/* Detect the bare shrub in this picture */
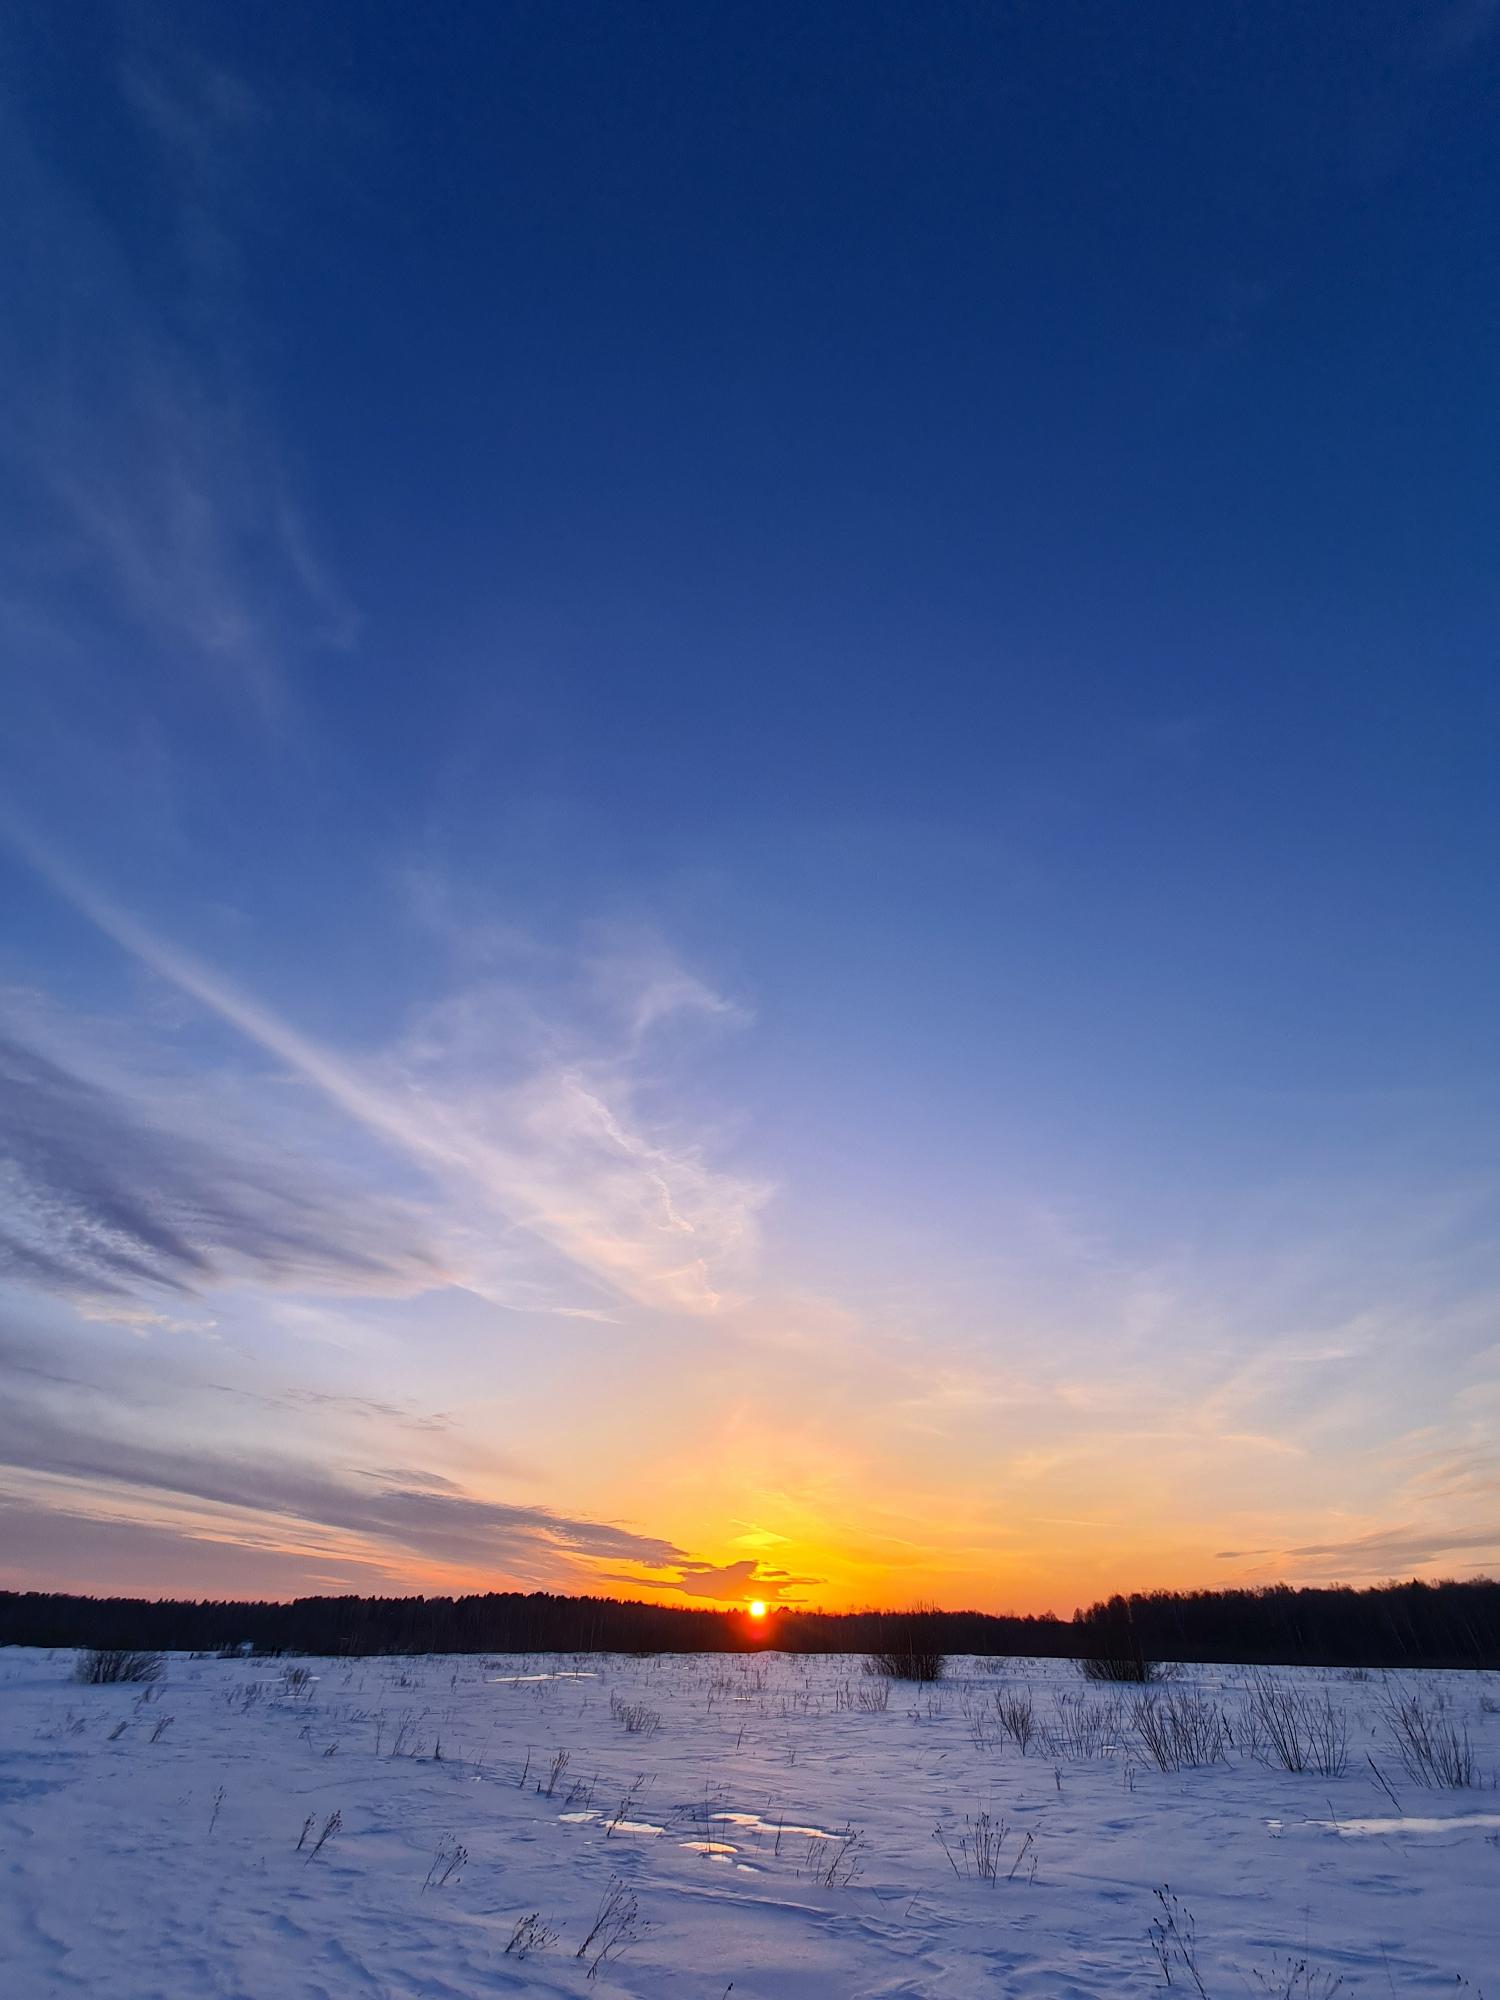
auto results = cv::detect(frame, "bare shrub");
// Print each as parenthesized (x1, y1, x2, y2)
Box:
(539, 1749, 571, 1796)
(1245, 1678, 1349, 1778)
(969, 1809, 1006, 1882)
(865, 1606, 946, 1683)
(1078, 1646, 1156, 1684)
(605, 1775, 652, 1834)
(74, 1648, 163, 1685)
(994, 1690, 1037, 1753)
(1149, 1886, 1209, 1996)
(1386, 1693, 1476, 1788)
(1075, 1601, 1156, 1683)
(564, 1770, 598, 1809)
(807, 1827, 862, 1886)
(577, 1876, 641, 1979)
(505, 1911, 558, 1959)
(1133, 1692, 1227, 1772)
(306, 1809, 343, 1860)
(933, 1810, 1014, 1883)
(423, 1837, 468, 1889)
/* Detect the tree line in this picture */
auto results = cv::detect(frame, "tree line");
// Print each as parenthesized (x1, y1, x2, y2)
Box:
(1, 1576, 1494, 1668)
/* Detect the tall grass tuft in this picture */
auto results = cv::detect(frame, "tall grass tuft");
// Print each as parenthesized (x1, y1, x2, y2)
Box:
(1244, 1677, 1348, 1777)
(608, 1693, 662, 1736)
(1133, 1691, 1227, 1771)
(1385, 1693, 1477, 1788)
(1046, 1691, 1123, 1759)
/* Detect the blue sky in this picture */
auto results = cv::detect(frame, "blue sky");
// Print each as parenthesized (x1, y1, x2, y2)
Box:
(2, 1, 1498, 1610)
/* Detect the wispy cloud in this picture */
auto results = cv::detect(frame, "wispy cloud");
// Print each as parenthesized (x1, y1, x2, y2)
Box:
(0, 1023, 439, 1303)
(204, 1382, 456, 1437)
(8, 831, 766, 1316)
(584, 933, 751, 1047)
(0, 46, 355, 722)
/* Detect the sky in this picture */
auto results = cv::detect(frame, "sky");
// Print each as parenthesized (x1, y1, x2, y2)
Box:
(2, 2, 1498, 1617)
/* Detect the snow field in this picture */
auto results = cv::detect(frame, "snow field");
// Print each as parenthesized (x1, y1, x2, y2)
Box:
(1, 1648, 1496, 1997)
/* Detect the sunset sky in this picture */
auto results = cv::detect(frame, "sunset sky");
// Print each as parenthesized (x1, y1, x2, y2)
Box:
(3, 3, 1499, 1615)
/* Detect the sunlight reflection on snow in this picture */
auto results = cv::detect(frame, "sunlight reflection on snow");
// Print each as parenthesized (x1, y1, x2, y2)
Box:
(1268, 1813, 1500, 1838)
(490, 1671, 598, 1683)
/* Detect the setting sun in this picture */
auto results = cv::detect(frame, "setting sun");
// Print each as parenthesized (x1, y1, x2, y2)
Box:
(748, 1600, 767, 1619)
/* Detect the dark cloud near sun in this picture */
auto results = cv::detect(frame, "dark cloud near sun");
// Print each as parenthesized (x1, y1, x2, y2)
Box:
(0, 1027, 441, 1302)
(598, 1556, 823, 1605)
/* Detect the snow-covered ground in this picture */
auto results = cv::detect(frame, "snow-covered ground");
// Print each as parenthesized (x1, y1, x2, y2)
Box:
(2, 1647, 1495, 1997)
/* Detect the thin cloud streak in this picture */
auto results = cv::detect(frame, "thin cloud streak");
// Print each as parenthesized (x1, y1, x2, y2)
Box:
(0, 1382, 688, 1585)
(0, 46, 357, 722)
